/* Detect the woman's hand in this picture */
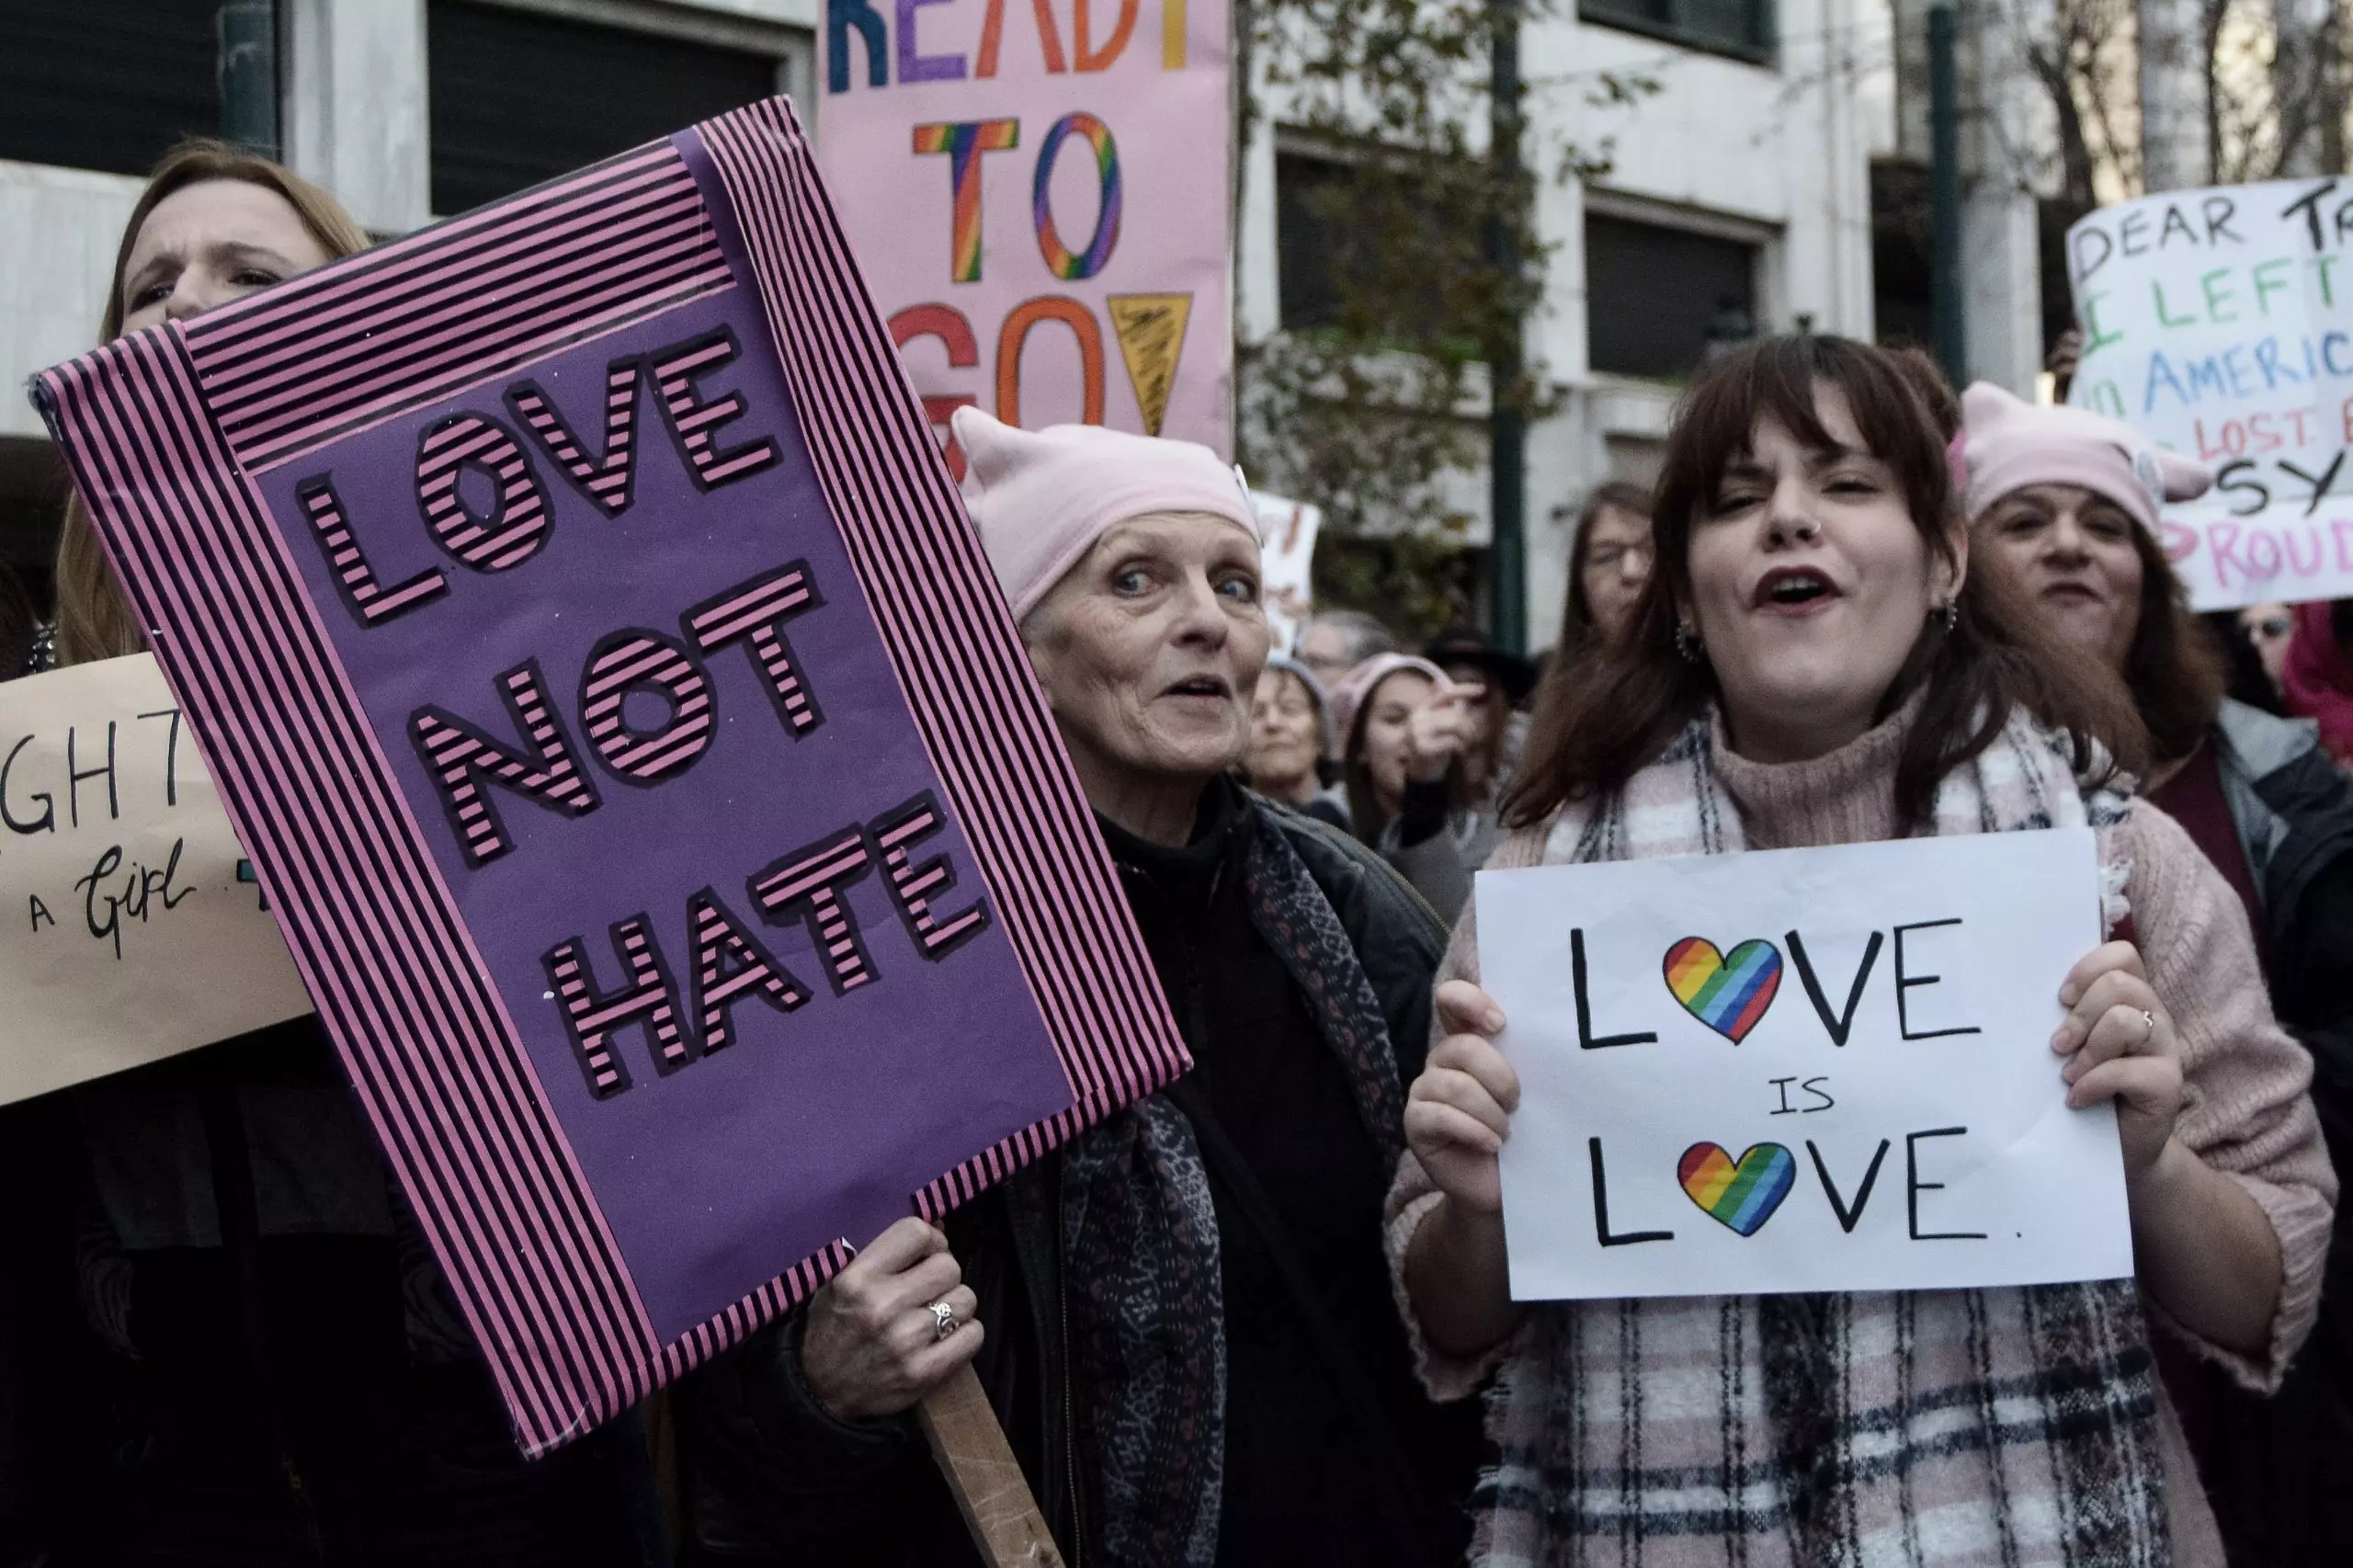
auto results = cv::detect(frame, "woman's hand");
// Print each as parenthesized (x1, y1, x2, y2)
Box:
(800, 1217, 983, 1422)
(1404, 677, 1485, 785)
(2052, 940, 2185, 1178)
(1405, 980, 1520, 1213)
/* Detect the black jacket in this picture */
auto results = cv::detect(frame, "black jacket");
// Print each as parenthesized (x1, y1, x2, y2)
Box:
(0, 1022, 664, 1568)
(2178, 703, 2353, 1567)
(679, 790, 1479, 1566)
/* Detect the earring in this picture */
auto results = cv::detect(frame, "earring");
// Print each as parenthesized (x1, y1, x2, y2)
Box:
(1935, 600, 1960, 633)
(1674, 622, 1705, 664)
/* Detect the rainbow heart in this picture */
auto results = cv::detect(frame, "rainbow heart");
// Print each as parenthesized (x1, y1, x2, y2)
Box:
(1678, 1142, 1797, 1236)
(1663, 937, 1782, 1042)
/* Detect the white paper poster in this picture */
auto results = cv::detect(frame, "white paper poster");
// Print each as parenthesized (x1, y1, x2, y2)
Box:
(1252, 492, 1321, 653)
(2066, 179, 2353, 608)
(1479, 829, 2133, 1301)
(0, 654, 311, 1105)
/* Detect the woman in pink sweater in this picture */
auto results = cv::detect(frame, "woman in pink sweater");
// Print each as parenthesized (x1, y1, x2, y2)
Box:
(1391, 335, 2334, 1567)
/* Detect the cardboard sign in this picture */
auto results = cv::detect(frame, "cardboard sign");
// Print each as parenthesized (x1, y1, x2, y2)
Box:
(1251, 492, 1321, 653)
(1479, 830, 2133, 1301)
(29, 100, 1188, 1456)
(0, 653, 311, 1105)
(2067, 179, 2353, 608)
(818, 0, 1233, 470)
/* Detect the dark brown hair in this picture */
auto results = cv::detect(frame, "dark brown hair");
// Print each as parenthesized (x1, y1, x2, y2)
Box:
(2119, 525, 2228, 762)
(56, 140, 369, 666)
(1887, 346, 1961, 440)
(1506, 335, 2145, 832)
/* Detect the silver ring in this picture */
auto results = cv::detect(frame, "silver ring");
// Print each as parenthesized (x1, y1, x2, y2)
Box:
(928, 1300, 959, 1342)
(2138, 1008, 2156, 1046)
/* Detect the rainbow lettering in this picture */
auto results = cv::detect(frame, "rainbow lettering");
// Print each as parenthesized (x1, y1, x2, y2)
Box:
(914, 119, 1021, 284)
(1032, 112, 1122, 281)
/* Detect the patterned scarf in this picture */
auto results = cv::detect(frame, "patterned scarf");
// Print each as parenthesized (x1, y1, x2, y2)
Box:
(1482, 707, 2171, 1568)
(1061, 801, 1412, 1567)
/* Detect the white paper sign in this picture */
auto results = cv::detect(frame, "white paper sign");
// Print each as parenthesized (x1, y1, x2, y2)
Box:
(1481, 829, 2133, 1300)
(1252, 492, 1321, 653)
(0, 654, 312, 1105)
(2066, 179, 2353, 609)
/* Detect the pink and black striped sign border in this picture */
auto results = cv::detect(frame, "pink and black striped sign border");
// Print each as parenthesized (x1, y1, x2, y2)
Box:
(31, 101, 1188, 1454)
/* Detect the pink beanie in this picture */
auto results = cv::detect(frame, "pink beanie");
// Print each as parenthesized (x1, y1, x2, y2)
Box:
(1328, 653, 1448, 749)
(953, 406, 1259, 621)
(1955, 381, 2211, 533)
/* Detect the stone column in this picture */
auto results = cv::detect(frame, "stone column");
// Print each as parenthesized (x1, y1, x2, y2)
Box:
(1959, 0, 2047, 394)
(283, 0, 432, 234)
(2136, 0, 2212, 192)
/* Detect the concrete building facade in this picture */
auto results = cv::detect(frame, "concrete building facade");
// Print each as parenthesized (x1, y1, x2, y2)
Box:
(2, 0, 1878, 653)
(1239, 0, 1879, 646)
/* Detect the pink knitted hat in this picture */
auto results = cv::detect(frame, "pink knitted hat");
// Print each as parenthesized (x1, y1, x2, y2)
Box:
(1327, 653, 1449, 749)
(1955, 381, 2211, 532)
(953, 406, 1259, 621)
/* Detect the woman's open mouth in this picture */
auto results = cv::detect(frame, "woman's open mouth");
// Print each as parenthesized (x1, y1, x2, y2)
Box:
(1753, 567, 1840, 616)
(1164, 675, 1232, 700)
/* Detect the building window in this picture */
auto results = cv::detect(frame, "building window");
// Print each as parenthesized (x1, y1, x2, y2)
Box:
(428, 1, 783, 215)
(1586, 213, 1759, 381)
(0, 0, 223, 176)
(1276, 147, 1482, 347)
(1580, 0, 1773, 62)
(1276, 152, 1352, 333)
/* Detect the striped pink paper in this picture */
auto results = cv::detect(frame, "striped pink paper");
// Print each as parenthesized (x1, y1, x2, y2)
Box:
(29, 100, 1188, 1457)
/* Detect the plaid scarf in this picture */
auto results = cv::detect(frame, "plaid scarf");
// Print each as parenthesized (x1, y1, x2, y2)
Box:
(1481, 708, 2170, 1568)
(1062, 801, 1411, 1567)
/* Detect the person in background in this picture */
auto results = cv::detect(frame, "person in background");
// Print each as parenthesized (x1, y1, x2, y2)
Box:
(1423, 627, 1536, 796)
(1955, 378, 2353, 1568)
(1295, 608, 1396, 695)
(2236, 602, 2295, 702)
(1243, 653, 1347, 825)
(2, 140, 661, 1568)
(1327, 654, 1494, 922)
(1397, 335, 2331, 1567)
(682, 409, 1483, 1568)
(2282, 599, 2353, 767)
(1552, 482, 1654, 663)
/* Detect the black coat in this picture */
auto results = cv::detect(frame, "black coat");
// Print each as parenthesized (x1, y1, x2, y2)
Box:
(2177, 703, 2353, 1568)
(0, 1023, 663, 1568)
(679, 788, 1482, 1566)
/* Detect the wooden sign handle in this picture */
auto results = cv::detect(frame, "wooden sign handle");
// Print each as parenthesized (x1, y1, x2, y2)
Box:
(917, 1361, 1069, 1568)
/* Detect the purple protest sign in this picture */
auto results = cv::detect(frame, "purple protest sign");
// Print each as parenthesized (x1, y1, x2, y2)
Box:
(29, 99, 1188, 1456)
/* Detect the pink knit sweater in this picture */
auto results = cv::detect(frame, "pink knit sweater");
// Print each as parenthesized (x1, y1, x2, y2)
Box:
(1386, 712, 2336, 1565)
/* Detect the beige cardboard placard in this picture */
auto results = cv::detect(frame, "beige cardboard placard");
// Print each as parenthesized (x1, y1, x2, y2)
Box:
(0, 653, 310, 1105)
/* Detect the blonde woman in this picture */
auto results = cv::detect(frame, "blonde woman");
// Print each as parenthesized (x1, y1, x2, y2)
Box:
(8, 142, 657, 1565)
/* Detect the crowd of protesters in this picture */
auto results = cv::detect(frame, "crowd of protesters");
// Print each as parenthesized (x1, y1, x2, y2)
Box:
(1, 138, 2351, 1568)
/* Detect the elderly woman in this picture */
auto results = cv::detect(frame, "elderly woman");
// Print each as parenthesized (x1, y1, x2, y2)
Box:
(1961, 381, 2353, 1566)
(681, 409, 1481, 1566)
(1393, 335, 2333, 1566)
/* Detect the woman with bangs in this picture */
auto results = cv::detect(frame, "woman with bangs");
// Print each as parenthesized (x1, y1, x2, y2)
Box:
(1387, 335, 2332, 1567)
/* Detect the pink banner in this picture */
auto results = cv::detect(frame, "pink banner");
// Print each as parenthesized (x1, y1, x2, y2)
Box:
(820, 0, 1233, 474)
